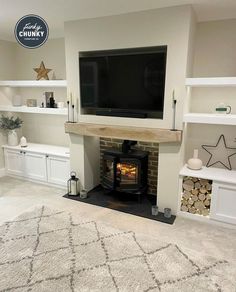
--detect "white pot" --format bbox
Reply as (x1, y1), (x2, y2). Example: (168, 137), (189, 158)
(7, 130), (18, 146)
(187, 149), (203, 170)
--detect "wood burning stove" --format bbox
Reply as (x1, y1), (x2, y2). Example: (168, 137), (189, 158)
(102, 147), (148, 201)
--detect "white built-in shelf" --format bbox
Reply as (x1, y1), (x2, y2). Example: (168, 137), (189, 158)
(0, 105), (67, 115)
(0, 80), (67, 88)
(180, 164), (236, 185)
(2, 143), (70, 158)
(183, 113), (236, 125)
(186, 77), (236, 87)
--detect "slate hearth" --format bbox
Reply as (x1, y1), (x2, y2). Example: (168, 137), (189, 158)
(63, 186), (176, 224)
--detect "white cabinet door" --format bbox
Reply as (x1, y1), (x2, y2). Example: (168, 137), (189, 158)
(4, 149), (24, 176)
(210, 182), (236, 225)
(47, 155), (70, 186)
(24, 152), (47, 182)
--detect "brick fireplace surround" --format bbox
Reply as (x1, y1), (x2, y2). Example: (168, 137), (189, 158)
(65, 122), (182, 214)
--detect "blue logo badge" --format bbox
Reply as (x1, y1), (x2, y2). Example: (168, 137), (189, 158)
(15, 14), (49, 49)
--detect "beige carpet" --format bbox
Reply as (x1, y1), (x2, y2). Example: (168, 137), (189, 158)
(0, 206), (235, 292)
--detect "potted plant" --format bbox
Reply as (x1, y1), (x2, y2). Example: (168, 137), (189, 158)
(0, 115), (23, 146)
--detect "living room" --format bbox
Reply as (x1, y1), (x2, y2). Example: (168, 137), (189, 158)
(0, 1), (236, 291)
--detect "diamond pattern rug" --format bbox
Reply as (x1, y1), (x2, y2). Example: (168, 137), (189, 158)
(0, 206), (235, 291)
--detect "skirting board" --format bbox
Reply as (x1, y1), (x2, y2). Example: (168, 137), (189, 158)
(0, 168), (6, 177)
(4, 173), (67, 190)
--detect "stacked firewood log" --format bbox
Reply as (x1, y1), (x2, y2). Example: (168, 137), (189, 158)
(181, 176), (212, 216)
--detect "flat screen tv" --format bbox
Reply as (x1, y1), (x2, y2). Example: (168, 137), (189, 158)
(79, 46), (167, 119)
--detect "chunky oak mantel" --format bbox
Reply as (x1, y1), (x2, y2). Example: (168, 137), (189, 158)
(65, 122), (182, 143)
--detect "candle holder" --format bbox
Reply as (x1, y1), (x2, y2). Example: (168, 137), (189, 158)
(171, 91), (177, 131)
(151, 205), (158, 216)
(164, 208), (172, 218)
(66, 100), (70, 122)
(80, 189), (88, 199)
(72, 104), (75, 123)
(67, 171), (80, 196)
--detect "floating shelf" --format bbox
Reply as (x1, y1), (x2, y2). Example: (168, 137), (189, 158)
(0, 80), (67, 88)
(0, 105), (67, 115)
(180, 164), (236, 185)
(183, 113), (236, 125)
(185, 77), (236, 87)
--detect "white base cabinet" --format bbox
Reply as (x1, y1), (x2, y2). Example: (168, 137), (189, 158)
(47, 155), (70, 186)
(5, 149), (24, 177)
(210, 182), (236, 225)
(179, 165), (236, 226)
(3, 144), (70, 188)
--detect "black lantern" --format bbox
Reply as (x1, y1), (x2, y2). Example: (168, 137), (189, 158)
(67, 171), (80, 196)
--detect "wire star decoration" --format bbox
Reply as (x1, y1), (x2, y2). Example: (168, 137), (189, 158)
(33, 61), (52, 80)
(202, 134), (236, 170)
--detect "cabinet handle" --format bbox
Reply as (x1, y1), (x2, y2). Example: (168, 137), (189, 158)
(46, 155), (49, 158)
(20, 151), (23, 154)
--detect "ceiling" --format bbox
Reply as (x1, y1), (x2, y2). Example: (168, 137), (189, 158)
(1, 0), (236, 41)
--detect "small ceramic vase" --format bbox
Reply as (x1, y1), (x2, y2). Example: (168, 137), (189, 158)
(7, 130), (18, 146)
(20, 136), (28, 147)
(187, 149), (202, 170)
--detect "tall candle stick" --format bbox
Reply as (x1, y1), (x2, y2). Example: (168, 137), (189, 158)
(67, 100), (70, 122)
(171, 90), (177, 131)
(70, 92), (72, 105)
(74, 96), (77, 110)
(72, 104), (75, 123)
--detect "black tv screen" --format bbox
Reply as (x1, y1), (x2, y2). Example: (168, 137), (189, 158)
(79, 46), (167, 118)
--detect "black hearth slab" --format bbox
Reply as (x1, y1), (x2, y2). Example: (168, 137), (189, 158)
(63, 186), (176, 224)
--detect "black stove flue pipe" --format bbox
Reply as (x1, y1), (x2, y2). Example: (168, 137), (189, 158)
(122, 140), (137, 153)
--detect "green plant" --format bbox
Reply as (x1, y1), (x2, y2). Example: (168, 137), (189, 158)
(0, 115), (23, 131)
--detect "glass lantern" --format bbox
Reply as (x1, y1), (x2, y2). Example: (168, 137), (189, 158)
(67, 171), (80, 196)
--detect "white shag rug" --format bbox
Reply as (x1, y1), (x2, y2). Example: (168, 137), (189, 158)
(0, 206), (235, 292)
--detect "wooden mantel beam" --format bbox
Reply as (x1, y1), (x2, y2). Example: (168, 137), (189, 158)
(65, 122), (182, 143)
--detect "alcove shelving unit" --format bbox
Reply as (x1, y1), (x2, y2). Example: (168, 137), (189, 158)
(0, 105), (67, 115)
(184, 77), (236, 125)
(185, 77), (236, 87)
(183, 113), (236, 125)
(179, 77), (236, 226)
(180, 164), (236, 186)
(0, 80), (67, 116)
(0, 80), (70, 185)
(0, 80), (67, 88)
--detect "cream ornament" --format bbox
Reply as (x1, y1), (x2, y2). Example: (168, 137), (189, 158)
(20, 136), (28, 147)
(187, 149), (203, 170)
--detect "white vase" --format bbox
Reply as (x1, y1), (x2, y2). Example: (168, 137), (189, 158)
(7, 130), (18, 146)
(187, 149), (202, 170)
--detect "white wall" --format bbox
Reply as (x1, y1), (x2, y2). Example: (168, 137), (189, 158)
(15, 38), (69, 146)
(0, 40), (17, 170)
(65, 6), (195, 213)
(0, 40), (17, 80)
(186, 19), (236, 170)
(65, 6), (193, 131)
(0, 38), (69, 172)
(193, 19), (236, 77)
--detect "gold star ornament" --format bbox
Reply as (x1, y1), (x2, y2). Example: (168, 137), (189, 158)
(33, 61), (52, 80)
